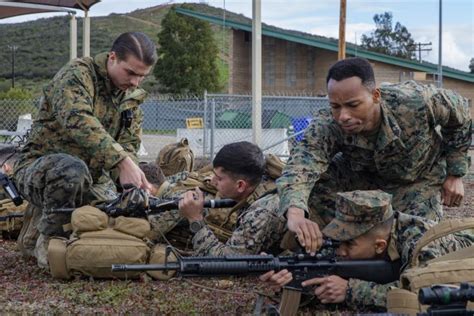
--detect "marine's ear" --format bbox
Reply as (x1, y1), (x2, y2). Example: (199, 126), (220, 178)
(372, 88), (381, 104)
(374, 238), (388, 254)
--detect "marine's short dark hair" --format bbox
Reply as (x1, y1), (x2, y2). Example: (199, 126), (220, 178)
(326, 57), (376, 90)
(213, 141), (265, 186)
(111, 32), (157, 66)
(139, 162), (165, 187)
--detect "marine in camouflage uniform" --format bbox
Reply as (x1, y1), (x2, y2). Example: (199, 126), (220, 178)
(191, 187), (286, 256)
(13, 32), (156, 239)
(149, 143), (287, 256)
(320, 190), (474, 311)
(278, 75), (471, 225)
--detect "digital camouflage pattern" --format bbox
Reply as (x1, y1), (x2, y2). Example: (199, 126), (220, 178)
(13, 52), (146, 236)
(13, 154), (117, 236)
(319, 190), (474, 310)
(14, 52), (146, 182)
(192, 192), (286, 256)
(346, 212), (474, 310)
(148, 176), (287, 256)
(322, 190), (394, 241)
(277, 81), (472, 223)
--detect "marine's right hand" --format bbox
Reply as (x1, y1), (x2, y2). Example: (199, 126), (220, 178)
(286, 207), (323, 255)
(118, 157), (153, 193)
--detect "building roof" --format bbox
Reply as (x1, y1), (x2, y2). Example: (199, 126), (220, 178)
(0, 0), (100, 20)
(175, 6), (474, 83)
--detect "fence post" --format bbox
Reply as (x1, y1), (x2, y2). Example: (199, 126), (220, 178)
(203, 90), (208, 158)
(210, 98), (216, 160)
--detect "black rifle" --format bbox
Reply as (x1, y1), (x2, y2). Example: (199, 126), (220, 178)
(50, 197), (237, 218)
(0, 213), (23, 221)
(418, 283), (474, 316)
(0, 171), (23, 206)
(112, 243), (401, 287)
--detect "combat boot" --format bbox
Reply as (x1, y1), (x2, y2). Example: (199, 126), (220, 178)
(34, 233), (50, 269)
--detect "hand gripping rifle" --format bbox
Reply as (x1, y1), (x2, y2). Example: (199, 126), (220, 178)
(112, 241), (401, 315)
(417, 282), (474, 316)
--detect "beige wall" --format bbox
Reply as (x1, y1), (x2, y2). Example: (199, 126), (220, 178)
(230, 30), (474, 118)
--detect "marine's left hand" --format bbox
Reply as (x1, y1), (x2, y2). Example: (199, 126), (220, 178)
(442, 175), (464, 207)
(302, 275), (348, 304)
(179, 187), (204, 221)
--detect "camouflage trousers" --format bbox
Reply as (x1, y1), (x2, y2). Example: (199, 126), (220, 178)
(308, 155), (443, 227)
(14, 153), (116, 237)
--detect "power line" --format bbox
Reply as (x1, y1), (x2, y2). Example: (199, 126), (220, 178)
(407, 42), (432, 62)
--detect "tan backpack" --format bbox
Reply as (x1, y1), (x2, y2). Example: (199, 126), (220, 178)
(48, 206), (152, 279)
(387, 218), (474, 315)
(157, 138), (195, 176)
(0, 198), (27, 237)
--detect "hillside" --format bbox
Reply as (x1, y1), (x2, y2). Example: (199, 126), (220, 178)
(0, 3), (229, 95)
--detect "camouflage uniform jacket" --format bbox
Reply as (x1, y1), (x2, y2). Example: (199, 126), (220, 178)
(277, 81), (471, 216)
(14, 52), (147, 182)
(193, 192), (287, 256)
(346, 211), (474, 310)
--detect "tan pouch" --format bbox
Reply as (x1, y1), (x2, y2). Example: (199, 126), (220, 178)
(66, 228), (149, 279)
(146, 244), (177, 280)
(48, 237), (70, 279)
(71, 205), (108, 233)
(265, 154), (285, 179)
(402, 218), (474, 293)
(388, 218), (474, 314)
(386, 288), (425, 316)
(113, 216), (151, 239)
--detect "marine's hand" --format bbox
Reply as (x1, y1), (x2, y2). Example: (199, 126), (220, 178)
(302, 275), (348, 304)
(118, 157), (153, 193)
(179, 187), (204, 221)
(286, 207), (322, 255)
(442, 175), (464, 207)
(259, 269), (293, 291)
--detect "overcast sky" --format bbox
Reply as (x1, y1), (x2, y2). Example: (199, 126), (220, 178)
(2, 0), (473, 72)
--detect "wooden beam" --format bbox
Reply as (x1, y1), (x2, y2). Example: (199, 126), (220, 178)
(338, 0), (347, 60)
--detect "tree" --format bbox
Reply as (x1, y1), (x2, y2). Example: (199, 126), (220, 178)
(361, 12), (415, 59)
(154, 7), (221, 94)
(469, 58), (474, 73)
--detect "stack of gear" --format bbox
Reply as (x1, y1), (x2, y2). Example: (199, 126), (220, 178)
(47, 205), (176, 280)
(387, 218), (474, 315)
(0, 197), (27, 237)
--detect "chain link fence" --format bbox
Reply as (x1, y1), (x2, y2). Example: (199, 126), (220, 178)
(0, 94), (329, 160)
(141, 93), (328, 161)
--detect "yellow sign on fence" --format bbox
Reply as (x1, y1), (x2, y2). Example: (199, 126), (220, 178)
(186, 117), (204, 129)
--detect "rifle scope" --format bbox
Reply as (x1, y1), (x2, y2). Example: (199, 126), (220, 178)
(418, 283), (474, 306)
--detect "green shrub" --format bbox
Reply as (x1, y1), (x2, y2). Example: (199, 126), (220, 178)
(0, 87), (33, 100)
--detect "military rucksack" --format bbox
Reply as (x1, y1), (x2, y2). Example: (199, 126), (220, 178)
(0, 197), (28, 239)
(48, 205), (166, 280)
(157, 138), (195, 177)
(387, 218), (474, 315)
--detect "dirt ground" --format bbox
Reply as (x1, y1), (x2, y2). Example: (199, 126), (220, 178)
(1, 154), (473, 314)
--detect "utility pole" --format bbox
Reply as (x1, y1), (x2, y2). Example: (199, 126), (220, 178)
(338, 0), (347, 60)
(7, 45), (18, 89)
(251, 0), (262, 146)
(437, 0), (443, 88)
(407, 42), (432, 62)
